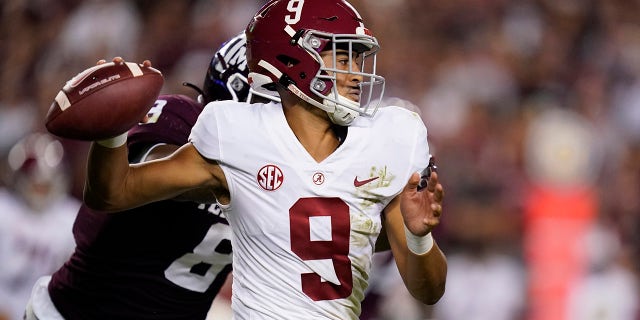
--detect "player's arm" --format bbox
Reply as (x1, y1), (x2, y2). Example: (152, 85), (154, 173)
(382, 172), (447, 305)
(131, 144), (222, 203)
(84, 141), (226, 212)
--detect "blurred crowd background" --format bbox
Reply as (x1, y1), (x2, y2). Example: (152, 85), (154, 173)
(1, 0), (639, 319)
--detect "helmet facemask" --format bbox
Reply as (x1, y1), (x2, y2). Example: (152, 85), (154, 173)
(294, 30), (385, 126)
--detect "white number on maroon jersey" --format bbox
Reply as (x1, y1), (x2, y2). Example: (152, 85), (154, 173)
(141, 99), (167, 124)
(164, 222), (232, 292)
(290, 197), (353, 300)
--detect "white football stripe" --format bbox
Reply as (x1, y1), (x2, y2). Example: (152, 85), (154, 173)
(55, 91), (72, 111)
(125, 62), (143, 77)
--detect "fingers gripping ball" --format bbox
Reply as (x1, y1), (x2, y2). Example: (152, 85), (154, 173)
(45, 60), (164, 141)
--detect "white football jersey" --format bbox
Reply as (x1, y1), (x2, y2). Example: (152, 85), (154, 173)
(0, 190), (78, 320)
(190, 101), (430, 319)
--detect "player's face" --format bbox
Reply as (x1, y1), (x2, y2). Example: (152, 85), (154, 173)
(320, 49), (363, 103)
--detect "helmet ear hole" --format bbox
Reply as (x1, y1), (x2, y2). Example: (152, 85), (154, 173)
(276, 55), (300, 68)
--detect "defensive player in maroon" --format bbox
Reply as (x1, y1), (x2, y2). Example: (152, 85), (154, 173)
(24, 34), (264, 320)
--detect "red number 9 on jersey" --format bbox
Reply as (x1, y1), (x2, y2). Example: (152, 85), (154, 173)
(290, 197), (353, 300)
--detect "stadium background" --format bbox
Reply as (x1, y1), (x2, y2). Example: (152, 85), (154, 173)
(1, 0), (638, 319)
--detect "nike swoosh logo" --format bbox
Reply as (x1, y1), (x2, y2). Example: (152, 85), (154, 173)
(354, 176), (379, 187)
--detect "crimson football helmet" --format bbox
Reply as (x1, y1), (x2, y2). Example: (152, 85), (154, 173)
(201, 32), (280, 104)
(5, 133), (70, 211)
(246, 0), (385, 126)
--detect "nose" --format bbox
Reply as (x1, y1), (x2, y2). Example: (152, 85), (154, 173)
(350, 59), (363, 83)
(350, 57), (362, 73)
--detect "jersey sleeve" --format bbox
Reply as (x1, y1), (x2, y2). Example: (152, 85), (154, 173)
(411, 111), (431, 174)
(384, 106), (431, 180)
(188, 101), (231, 161)
(127, 94), (204, 148)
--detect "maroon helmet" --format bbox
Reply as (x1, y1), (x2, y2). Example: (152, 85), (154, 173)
(6, 133), (70, 210)
(246, 0), (385, 125)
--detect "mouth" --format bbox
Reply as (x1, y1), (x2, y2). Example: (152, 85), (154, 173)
(346, 88), (361, 102)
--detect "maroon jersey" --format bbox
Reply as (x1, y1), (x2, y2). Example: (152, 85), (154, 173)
(48, 95), (232, 320)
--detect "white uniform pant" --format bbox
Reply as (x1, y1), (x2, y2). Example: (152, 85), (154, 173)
(23, 276), (64, 320)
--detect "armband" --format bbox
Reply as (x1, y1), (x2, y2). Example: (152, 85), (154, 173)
(404, 225), (434, 255)
(96, 132), (127, 148)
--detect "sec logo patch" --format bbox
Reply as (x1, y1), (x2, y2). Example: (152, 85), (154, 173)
(257, 164), (283, 191)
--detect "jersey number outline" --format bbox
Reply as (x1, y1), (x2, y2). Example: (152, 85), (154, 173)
(290, 197), (353, 300)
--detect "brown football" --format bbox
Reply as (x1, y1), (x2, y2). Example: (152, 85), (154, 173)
(45, 61), (164, 141)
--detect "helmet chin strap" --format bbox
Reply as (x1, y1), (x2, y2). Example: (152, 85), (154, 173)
(287, 83), (359, 126)
(323, 98), (359, 126)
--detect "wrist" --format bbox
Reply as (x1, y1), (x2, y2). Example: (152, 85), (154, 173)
(96, 132), (127, 148)
(404, 225), (434, 255)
